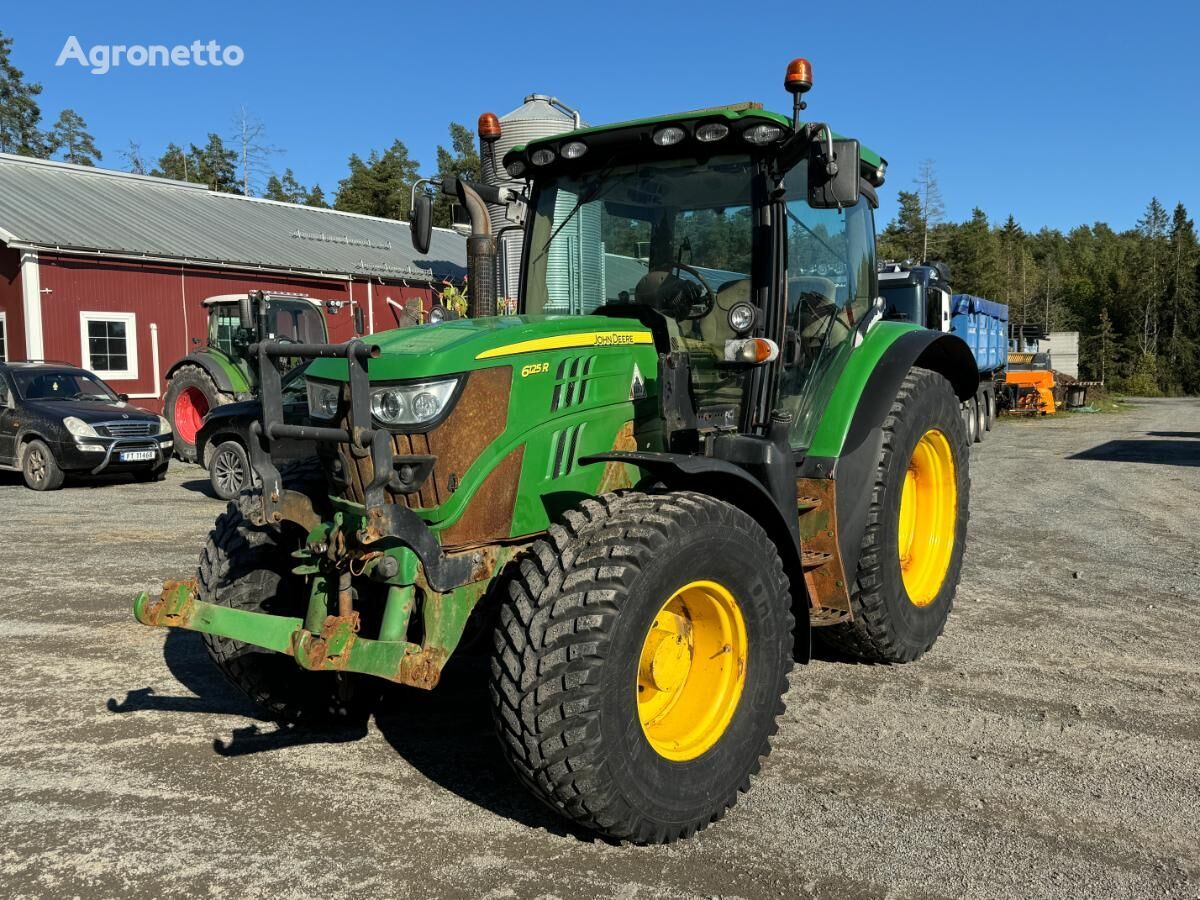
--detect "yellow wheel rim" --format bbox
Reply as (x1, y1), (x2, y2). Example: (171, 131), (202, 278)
(897, 429), (957, 607)
(636, 580), (747, 761)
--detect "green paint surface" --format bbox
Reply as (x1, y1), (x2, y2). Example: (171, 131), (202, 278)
(806, 321), (922, 457)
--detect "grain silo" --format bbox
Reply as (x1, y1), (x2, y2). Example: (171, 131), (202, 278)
(480, 95), (604, 311)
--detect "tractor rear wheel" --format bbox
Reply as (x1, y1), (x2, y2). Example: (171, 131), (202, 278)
(164, 364), (233, 463)
(198, 462), (369, 727)
(489, 491), (793, 844)
(818, 367), (970, 663)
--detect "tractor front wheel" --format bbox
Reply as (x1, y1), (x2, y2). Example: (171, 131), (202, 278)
(164, 364), (233, 463)
(489, 491), (793, 844)
(198, 463), (369, 727)
(818, 366), (970, 663)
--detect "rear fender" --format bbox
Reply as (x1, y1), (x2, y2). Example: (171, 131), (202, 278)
(810, 329), (978, 576)
(166, 351), (250, 396)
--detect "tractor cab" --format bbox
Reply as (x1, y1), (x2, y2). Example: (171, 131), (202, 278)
(163, 291), (329, 463)
(203, 292), (327, 384)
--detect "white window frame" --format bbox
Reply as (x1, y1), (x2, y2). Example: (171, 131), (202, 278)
(79, 311), (139, 381)
(0, 311), (7, 362)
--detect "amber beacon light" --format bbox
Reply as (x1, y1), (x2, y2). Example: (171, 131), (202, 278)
(784, 57), (813, 94)
(477, 112), (502, 142)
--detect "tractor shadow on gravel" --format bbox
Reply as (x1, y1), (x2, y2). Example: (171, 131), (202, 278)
(108, 630), (590, 840)
(107, 630), (371, 752)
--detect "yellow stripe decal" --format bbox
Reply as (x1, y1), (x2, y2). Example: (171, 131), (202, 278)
(475, 331), (653, 360)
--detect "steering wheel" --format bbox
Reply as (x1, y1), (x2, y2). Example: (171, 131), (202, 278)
(635, 262), (716, 320)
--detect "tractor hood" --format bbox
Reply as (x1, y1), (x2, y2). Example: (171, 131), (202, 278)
(306, 315), (654, 382)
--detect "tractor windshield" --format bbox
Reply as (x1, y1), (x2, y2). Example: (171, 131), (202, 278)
(525, 155), (754, 317)
(526, 155), (757, 424)
(270, 300), (326, 343)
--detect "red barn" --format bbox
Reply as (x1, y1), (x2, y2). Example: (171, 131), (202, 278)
(0, 153), (466, 412)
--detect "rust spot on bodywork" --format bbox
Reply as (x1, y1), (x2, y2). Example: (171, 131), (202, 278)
(398, 647), (447, 690)
(440, 445), (525, 548)
(294, 613), (361, 671)
(139, 578), (198, 627)
(794, 477), (853, 625)
(596, 420), (638, 495)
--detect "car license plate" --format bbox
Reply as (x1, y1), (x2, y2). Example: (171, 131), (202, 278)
(120, 450), (156, 462)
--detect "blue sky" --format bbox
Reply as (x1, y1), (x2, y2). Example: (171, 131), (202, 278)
(4, 0), (1196, 232)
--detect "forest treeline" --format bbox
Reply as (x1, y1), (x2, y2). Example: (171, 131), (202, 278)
(878, 178), (1199, 393)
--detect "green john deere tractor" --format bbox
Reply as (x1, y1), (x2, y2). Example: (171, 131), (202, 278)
(163, 292), (329, 462)
(134, 58), (978, 843)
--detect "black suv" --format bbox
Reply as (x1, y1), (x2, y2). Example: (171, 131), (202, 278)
(0, 362), (174, 490)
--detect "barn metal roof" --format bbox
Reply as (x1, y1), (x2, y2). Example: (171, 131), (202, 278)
(0, 153), (466, 283)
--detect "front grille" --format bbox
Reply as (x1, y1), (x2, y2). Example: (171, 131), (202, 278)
(98, 422), (156, 438)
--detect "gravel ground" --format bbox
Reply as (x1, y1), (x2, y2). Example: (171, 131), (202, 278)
(1, 397), (1198, 899)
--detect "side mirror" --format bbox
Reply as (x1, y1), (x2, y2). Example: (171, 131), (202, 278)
(354, 305), (365, 335)
(808, 138), (861, 209)
(238, 292), (257, 330)
(411, 193), (433, 255)
(118, 393), (130, 402)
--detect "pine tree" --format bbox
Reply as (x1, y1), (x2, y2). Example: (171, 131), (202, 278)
(334, 140), (420, 220)
(191, 133), (241, 193)
(947, 208), (1002, 299)
(264, 168), (309, 204)
(47, 109), (101, 165)
(151, 144), (191, 181)
(1135, 198), (1170, 359)
(878, 191), (924, 263)
(433, 122), (480, 227)
(150, 136), (241, 193)
(1165, 203), (1198, 391)
(0, 31), (47, 156)
(305, 184), (329, 208)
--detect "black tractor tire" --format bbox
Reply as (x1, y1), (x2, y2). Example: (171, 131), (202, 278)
(817, 367), (970, 664)
(973, 394), (985, 443)
(22, 439), (65, 491)
(489, 491), (794, 844)
(209, 439), (251, 500)
(164, 364), (234, 464)
(198, 461), (368, 727)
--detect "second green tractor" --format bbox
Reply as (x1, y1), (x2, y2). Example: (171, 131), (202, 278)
(134, 58), (977, 843)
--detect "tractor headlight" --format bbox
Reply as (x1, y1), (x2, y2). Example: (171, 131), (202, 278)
(728, 302), (756, 334)
(652, 126), (686, 147)
(306, 381), (341, 420)
(370, 378), (459, 427)
(742, 123), (784, 145)
(63, 416), (99, 439)
(696, 122), (730, 142)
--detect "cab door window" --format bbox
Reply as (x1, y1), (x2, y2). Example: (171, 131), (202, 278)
(776, 170), (877, 449)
